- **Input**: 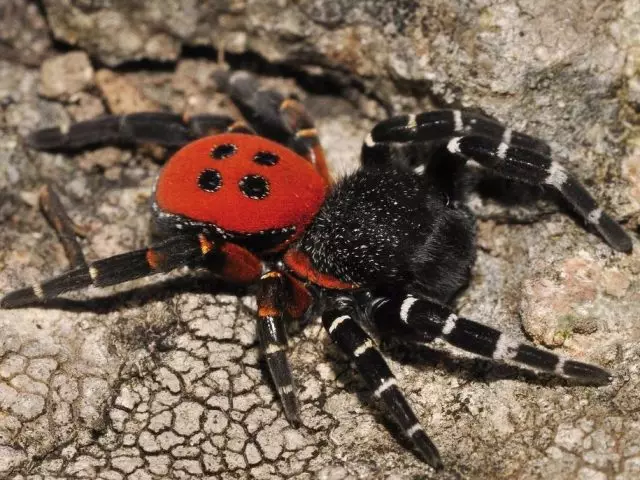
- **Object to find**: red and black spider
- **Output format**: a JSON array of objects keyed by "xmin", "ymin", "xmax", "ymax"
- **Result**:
[{"xmin": 2, "ymin": 70, "xmax": 633, "ymax": 470}]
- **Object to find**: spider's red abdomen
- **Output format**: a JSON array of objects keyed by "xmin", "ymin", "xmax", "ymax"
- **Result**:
[{"xmin": 155, "ymin": 133, "xmax": 328, "ymax": 238}]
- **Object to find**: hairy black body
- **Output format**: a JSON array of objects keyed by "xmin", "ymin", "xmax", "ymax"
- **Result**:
[{"xmin": 300, "ymin": 168, "xmax": 476, "ymax": 302}]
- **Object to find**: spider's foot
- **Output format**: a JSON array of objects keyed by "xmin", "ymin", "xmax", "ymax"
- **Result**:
[
  {"xmin": 557, "ymin": 358, "xmax": 612, "ymax": 386},
  {"xmin": 280, "ymin": 387, "xmax": 301, "ymax": 426},
  {"xmin": 27, "ymin": 125, "xmax": 70, "ymax": 150},
  {"xmin": 257, "ymin": 271, "xmax": 302, "ymax": 426},
  {"xmin": 593, "ymin": 210, "xmax": 633, "ymax": 253},
  {"xmin": 410, "ymin": 426, "xmax": 443, "ymax": 470},
  {"xmin": 263, "ymin": 345, "xmax": 301, "ymax": 425},
  {"xmin": 1, "ymin": 287, "xmax": 42, "ymax": 309},
  {"xmin": 0, "ymin": 266, "xmax": 92, "ymax": 309}
]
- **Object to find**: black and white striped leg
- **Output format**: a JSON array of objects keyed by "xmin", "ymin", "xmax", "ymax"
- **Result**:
[
  {"xmin": 370, "ymin": 110, "xmax": 552, "ymax": 153},
  {"xmin": 278, "ymin": 98, "xmax": 332, "ymax": 183},
  {"xmin": 361, "ymin": 110, "xmax": 631, "ymax": 251},
  {"xmin": 27, "ymin": 112, "xmax": 239, "ymax": 151},
  {"xmin": 218, "ymin": 72, "xmax": 314, "ymax": 148},
  {"xmin": 322, "ymin": 307, "xmax": 443, "ymax": 469},
  {"xmin": 215, "ymin": 70, "xmax": 332, "ymax": 182},
  {"xmin": 372, "ymin": 294, "xmax": 612, "ymax": 385},
  {"xmin": 361, "ymin": 109, "xmax": 551, "ymax": 170},
  {"xmin": 256, "ymin": 271, "xmax": 300, "ymax": 424},
  {"xmin": 1, "ymin": 234, "xmax": 216, "ymax": 308},
  {"xmin": 39, "ymin": 184, "xmax": 87, "ymax": 269},
  {"xmin": 218, "ymin": 71, "xmax": 292, "ymax": 146},
  {"xmin": 444, "ymin": 135, "xmax": 631, "ymax": 252}
]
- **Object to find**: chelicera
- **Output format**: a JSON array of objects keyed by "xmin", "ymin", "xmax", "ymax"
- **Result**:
[{"xmin": 2, "ymin": 70, "xmax": 633, "ymax": 470}]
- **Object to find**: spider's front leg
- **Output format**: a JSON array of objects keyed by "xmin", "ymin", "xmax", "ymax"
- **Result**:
[
  {"xmin": 256, "ymin": 271, "xmax": 301, "ymax": 423},
  {"xmin": 322, "ymin": 302, "xmax": 443, "ymax": 470},
  {"xmin": 373, "ymin": 294, "xmax": 612, "ymax": 385},
  {"xmin": 444, "ymin": 134, "xmax": 632, "ymax": 252},
  {"xmin": 362, "ymin": 110, "xmax": 632, "ymax": 252},
  {"xmin": 361, "ymin": 110, "xmax": 552, "ymax": 172},
  {"xmin": 1, "ymin": 234, "xmax": 262, "ymax": 308}
]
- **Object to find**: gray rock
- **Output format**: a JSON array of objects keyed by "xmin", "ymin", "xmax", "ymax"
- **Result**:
[
  {"xmin": 1, "ymin": 0, "xmax": 639, "ymax": 478},
  {"xmin": 38, "ymin": 52, "xmax": 94, "ymax": 100}
]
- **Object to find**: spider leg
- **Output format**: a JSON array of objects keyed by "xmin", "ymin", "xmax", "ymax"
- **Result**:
[
  {"xmin": 1, "ymin": 234, "xmax": 261, "ymax": 308},
  {"xmin": 367, "ymin": 110, "xmax": 551, "ymax": 153},
  {"xmin": 361, "ymin": 110, "xmax": 551, "ymax": 171},
  {"xmin": 371, "ymin": 294, "xmax": 612, "ymax": 385},
  {"xmin": 27, "ymin": 112, "xmax": 240, "ymax": 151},
  {"xmin": 256, "ymin": 271, "xmax": 301, "ymax": 424},
  {"xmin": 279, "ymin": 97, "xmax": 332, "ymax": 184},
  {"xmin": 322, "ymin": 305, "xmax": 443, "ymax": 469},
  {"xmin": 444, "ymin": 134, "xmax": 631, "ymax": 252},
  {"xmin": 217, "ymin": 70, "xmax": 290, "ymax": 144},
  {"xmin": 362, "ymin": 111, "xmax": 632, "ymax": 252},
  {"xmin": 39, "ymin": 184, "xmax": 88, "ymax": 269},
  {"xmin": 217, "ymin": 70, "xmax": 332, "ymax": 183}
]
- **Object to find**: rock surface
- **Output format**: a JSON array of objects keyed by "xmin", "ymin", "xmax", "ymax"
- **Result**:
[{"xmin": 1, "ymin": 0, "xmax": 639, "ymax": 479}]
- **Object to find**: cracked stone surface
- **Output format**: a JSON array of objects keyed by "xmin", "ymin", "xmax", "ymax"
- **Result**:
[{"xmin": 1, "ymin": 0, "xmax": 640, "ymax": 478}]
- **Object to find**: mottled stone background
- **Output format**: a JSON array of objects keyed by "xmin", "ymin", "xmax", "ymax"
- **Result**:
[{"xmin": 1, "ymin": 0, "xmax": 640, "ymax": 479}]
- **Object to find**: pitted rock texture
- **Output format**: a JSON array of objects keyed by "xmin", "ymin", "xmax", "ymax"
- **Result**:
[{"xmin": 1, "ymin": 1, "xmax": 640, "ymax": 479}]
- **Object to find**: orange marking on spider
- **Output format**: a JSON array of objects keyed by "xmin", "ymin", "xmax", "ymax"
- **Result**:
[
  {"xmin": 284, "ymin": 250, "xmax": 359, "ymax": 290},
  {"xmin": 261, "ymin": 271, "xmax": 282, "ymax": 279},
  {"xmin": 145, "ymin": 249, "xmax": 166, "ymax": 270},
  {"xmin": 284, "ymin": 273, "xmax": 313, "ymax": 319},
  {"xmin": 228, "ymin": 121, "xmax": 251, "ymax": 132},
  {"xmin": 219, "ymin": 243, "xmax": 261, "ymax": 284},
  {"xmin": 198, "ymin": 234, "xmax": 215, "ymax": 255},
  {"xmin": 258, "ymin": 306, "xmax": 280, "ymax": 317},
  {"xmin": 295, "ymin": 128, "xmax": 318, "ymax": 139},
  {"xmin": 279, "ymin": 98, "xmax": 299, "ymax": 112}
]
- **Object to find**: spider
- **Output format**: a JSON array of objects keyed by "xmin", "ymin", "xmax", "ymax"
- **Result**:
[{"xmin": 1, "ymin": 70, "xmax": 633, "ymax": 471}]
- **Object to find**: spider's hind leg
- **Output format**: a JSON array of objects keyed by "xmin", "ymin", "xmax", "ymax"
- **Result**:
[
  {"xmin": 1, "ymin": 233, "xmax": 263, "ymax": 309},
  {"xmin": 0, "ymin": 234, "xmax": 212, "ymax": 308},
  {"xmin": 27, "ymin": 112, "xmax": 242, "ymax": 152},
  {"xmin": 361, "ymin": 109, "xmax": 632, "ymax": 252}
]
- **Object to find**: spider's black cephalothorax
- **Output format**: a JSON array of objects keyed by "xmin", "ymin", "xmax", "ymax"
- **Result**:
[{"xmin": 2, "ymin": 70, "xmax": 633, "ymax": 471}]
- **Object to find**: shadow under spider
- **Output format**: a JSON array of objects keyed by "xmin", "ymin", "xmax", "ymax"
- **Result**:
[
  {"xmin": 384, "ymin": 338, "xmax": 606, "ymax": 387},
  {"xmin": 22, "ymin": 273, "xmax": 595, "ymax": 392}
]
